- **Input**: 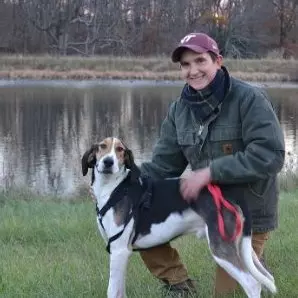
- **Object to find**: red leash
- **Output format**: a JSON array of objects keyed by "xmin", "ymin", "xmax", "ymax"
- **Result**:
[{"xmin": 207, "ymin": 184, "xmax": 242, "ymax": 242}]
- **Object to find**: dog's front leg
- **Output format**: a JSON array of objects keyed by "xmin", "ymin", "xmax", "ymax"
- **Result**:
[{"xmin": 107, "ymin": 248, "xmax": 131, "ymax": 298}]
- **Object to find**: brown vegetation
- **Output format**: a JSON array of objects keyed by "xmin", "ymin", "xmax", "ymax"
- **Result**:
[{"xmin": 0, "ymin": 55, "xmax": 297, "ymax": 82}]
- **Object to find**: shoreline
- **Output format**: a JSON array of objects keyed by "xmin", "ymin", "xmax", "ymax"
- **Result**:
[
  {"xmin": 1, "ymin": 77, "xmax": 298, "ymax": 89},
  {"xmin": 0, "ymin": 69, "xmax": 297, "ymax": 83},
  {"xmin": 0, "ymin": 55, "xmax": 297, "ymax": 82}
]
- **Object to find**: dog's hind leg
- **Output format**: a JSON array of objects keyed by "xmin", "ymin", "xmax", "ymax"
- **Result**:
[
  {"xmin": 212, "ymin": 255, "xmax": 262, "ymax": 298},
  {"xmin": 205, "ymin": 228, "xmax": 262, "ymax": 298},
  {"xmin": 252, "ymin": 250, "xmax": 275, "ymax": 282},
  {"xmin": 240, "ymin": 236, "xmax": 276, "ymax": 293},
  {"xmin": 107, "ymin": 247, "xmax": 132, "ymax": 298}
]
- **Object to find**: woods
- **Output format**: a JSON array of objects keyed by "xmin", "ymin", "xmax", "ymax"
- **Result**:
[{"xmin": 0, "ymin": 0, "xmax": 297, "ymax": 58}]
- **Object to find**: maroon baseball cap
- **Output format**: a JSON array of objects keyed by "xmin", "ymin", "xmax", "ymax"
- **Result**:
[{"xmin": 171, "ymin": 33, "xmax": 220, "ymax": 62}]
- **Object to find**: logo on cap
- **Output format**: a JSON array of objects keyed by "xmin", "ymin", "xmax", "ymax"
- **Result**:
[{"xmin": 180, "ymin": 34, "xmax": 196, "ymax": 44}]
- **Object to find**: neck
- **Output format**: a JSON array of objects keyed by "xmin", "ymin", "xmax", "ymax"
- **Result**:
[{"xmin": 93, "ymin": 168, "xmax": 130, "ymax": 209}]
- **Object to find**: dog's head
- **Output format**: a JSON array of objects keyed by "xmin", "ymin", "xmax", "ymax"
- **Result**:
[{"xmin": 82, "ymin": 137, "xmax": 138, "ymax": 177}]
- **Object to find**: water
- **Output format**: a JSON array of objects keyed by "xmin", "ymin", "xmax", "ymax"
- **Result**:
[{"xmin": 0, "ymin": 80, "xmax": 297, "ymax": 196}]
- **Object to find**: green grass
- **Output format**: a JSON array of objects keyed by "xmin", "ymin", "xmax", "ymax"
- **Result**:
[{"xmin": 0, "ymin": 191, "xmax": 297, "ymax": 297}]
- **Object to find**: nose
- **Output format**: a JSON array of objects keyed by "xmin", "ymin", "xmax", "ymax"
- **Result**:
[
  {"xmin": 103, "ymin": 157, "xmax": 114, "ymax": 168},
  {"xmin": 189, "ymin": 64, "xmax": 199, "ymax": 76}
]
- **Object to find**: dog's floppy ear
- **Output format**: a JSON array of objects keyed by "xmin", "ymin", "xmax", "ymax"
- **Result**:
[
  {"xmin": 81, "ymin": 144, "xmax": 99, "ymax": 176},
  {"xmin": 124, "ymin": 148, "xmax": 141, "ymax": 182},
  {"xmin": 124, "ymin": 148, "xmax": 135, "ymax": 170}
]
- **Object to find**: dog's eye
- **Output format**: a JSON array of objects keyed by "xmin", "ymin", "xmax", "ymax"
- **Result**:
[
  {"xmin": 115, "ymin": 146, "xmax": 124, "ymax": 153},
  {"xmin": 99, "ymin": 143, "xmax": 107, "ymax": 150}
]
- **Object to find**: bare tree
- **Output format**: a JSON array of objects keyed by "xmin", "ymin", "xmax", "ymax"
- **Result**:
[
  {"xmin": 0, "ymin": 0, "xmax": 296, "ymax": 57},
  {"xmin": 272, "ymin": 0, "xmax": 298, "ymax": 57},
  {"xmin": 19, "ymin": 0, "xmax": 85, "ymax": 55}
]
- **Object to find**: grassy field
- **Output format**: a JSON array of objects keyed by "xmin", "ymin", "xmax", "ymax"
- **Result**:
[
  {"xmin": 0, "ymin": 55, "xmax": 297, "ymax": 82},
  {"xmin": 0, "ymin": 190, "xmax": 297, "ymax": 298}
]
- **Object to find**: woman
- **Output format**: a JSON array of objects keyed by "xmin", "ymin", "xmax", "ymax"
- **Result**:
[{"xmin": 139, "ymin": 32, "xmax": 285, "ymax": 296}]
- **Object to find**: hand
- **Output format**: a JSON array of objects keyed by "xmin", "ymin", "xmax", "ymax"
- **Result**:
[{"xmin": 180, "ymin": 167, "xmax": 211, "ymax": 203}]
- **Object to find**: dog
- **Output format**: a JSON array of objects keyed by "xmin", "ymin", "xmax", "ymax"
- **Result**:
[{"xmin": 82, "ymin": 137, "xmax": 277, "ymax": 298}]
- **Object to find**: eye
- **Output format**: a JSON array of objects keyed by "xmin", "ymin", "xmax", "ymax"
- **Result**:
[
  {"xmin": 180, "ymin": 62, "xmax": 189, "ymax": 68},
  {"xmin": 99, "ymin": 143, "xmax": 107, "ymax": 150},
  {"xmin": 195, "ymin": 57, "xmax": 206, "ymax": 63},
  {"xmin": 115, "ymin": 146, "xmax": 124, "ymax": 153}
]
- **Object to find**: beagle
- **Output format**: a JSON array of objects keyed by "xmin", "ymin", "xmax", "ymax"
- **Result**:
[{"xmin": 81, "ymin": 137, "xmax": 276, "ymax": 298}]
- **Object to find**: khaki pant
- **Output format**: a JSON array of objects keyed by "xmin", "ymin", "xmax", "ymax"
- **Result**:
[{"xmin": 140, "ymin": 232, "xmax": 270, "ymax": 295}]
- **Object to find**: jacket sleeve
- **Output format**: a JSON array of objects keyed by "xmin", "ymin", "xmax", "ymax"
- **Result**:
[
  {"xmin": 210, "ymin": 90, "xmax": 285, "ymax": 183},
  {"xmin": 141, "ymin": 101, "xmax": 188, "ymax": 180}
]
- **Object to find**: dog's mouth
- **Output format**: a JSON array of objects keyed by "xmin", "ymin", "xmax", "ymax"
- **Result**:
[
  {"xmin": 101, "ymin": 168, "xmax": 113, "ymax": 174},
  {"xmin": 95, "ymin": 164, "xmax": 113, "ymax": 174}
]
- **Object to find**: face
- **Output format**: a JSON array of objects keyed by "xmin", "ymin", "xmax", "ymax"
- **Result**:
[
  {"xmin": 96, "ymin": 137, "xmax": 126, "ymax": 174},
  {"xmin": 179, "ymin": 50, "xmax": 222, "ymax": 90}
]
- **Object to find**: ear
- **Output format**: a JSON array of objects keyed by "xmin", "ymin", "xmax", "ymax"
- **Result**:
[
  {"xmin": 124, "ymin": 148, "xmax": 141, "ymax": 182},
  {"xmin": 81, "ymin": 144, "xmax": 99, "ymax": 176},
  {"xmin": 124, "ymin": 149, "xmax": 134, "ymax": 170}
]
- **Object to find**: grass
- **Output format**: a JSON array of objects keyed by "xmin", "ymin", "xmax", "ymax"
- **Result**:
[
  {"xmin": 0, "ymin": 55, "xmax": 297, "ymax": 81},
  {"xmin": 0, "ymin": 190, "xmax": 297, "ymax": 298}
]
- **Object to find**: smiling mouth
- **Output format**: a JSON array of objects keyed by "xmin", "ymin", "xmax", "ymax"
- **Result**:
[{"xmin": 191, "ymin": 75, "xmax": 204, "ymax": 80}]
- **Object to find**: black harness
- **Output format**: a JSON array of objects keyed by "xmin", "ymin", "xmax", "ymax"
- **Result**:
[{"xmin": 96, "ymin": 173, "xmax": 153, "ymax": 254}]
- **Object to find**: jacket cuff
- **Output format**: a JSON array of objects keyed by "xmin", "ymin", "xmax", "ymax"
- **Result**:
[{"xmin": 210, "ymin": 160, "xmax": 223, "ymax": 182}]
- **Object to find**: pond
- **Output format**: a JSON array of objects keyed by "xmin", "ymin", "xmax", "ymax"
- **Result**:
[{"xmin": 0, "ymin": 80, "xmax": 297, "ymax": 196}]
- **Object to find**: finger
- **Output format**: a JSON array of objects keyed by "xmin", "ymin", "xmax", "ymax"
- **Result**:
[
  {"xmin": 181, "ymin": 188, "xmax": 194, "ymax": 203},
  {"xmin": 180, "ymin": 182, "xmax": 190, "ymax": 201}
]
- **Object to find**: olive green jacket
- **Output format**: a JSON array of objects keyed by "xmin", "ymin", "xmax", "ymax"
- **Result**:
[{"xmin": 141, "ymin": 69, "xmax": 285, "ymax": 232}]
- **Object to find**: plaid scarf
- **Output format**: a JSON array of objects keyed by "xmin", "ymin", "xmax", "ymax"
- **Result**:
[{"xmin": 181, "ymin": 67, "xmax": 228, "ymax": 123}]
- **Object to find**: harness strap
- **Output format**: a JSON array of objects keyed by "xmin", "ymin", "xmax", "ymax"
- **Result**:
[
  {"xmin": 96, "ymin": 173, "xmax": 149, "ymax": 254},
  {"xmin": 96, "ymin": 202, "xmax": 134, "ymax": 254},
  {"xmin": 207, "ymin": 184, "xmax": 242, "ymax": 242},
  {"xmin": 96, "ymin": 204, "xmax": 106, "ymax": 232},
  {"xmin": 95, "ymin": 173, "xmax": 154, "ymax": 254},
  {"xmin": 106, "ymin": 212, "xmax": 133, "ymax": 254}
]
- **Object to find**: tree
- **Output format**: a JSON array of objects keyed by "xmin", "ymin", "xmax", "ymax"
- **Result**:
[
  {"xmin": 19, "ymin": 0, "xmax": 85, "ymax": 55},
  {"xmin": 272, "ymin": 0, "xmax": 298, "ymax": 57}
]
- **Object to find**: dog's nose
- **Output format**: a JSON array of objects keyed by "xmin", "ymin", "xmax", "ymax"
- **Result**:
[{"xmin": 103, "ymin": 157, "xmax": 114, "ymax": 168}]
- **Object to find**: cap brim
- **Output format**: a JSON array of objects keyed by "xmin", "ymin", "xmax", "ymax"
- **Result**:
[{"xmin": 171, "ymin": 45, "xmax": 207, "ymax": 62}]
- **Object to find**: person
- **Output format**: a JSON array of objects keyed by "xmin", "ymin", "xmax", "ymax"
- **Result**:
[{"xmin": 139, "ymin": 32, "xmax": 285, "ymax": 297}]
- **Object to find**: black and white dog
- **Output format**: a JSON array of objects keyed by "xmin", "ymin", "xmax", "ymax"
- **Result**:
[{"xmin": 82, "ymin": 137, "xmax": 277, "ymax": 298}]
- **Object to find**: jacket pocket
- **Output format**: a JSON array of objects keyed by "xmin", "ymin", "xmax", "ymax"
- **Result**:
[
  {"xmin": 177, "ymin": 131, "xmax": 196, "ymax": 146},
  {"xmin": 248, "ymin": 178, "xmax": 273, "ymax": 198},
  {"xmin": 209, "ymin": 125, "xmax": 243, "ymax": 158},
  {"xmin": 177, "ymin": 131, "xmax": 198, "ymax": 165}
]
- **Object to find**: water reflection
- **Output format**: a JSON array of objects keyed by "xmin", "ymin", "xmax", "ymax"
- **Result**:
[{"xmin": 0, "ymin": 82, "xmax": 297, "ymax": 196}]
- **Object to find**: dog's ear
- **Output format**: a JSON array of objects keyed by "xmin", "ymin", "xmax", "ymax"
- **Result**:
[
  {"xmin": 124, "ymin": 148, "xmax": 134, "ymax": 170},
  {"xmin": 81, "ymin": 144, "xmax": 99, "ymax": 176},
  {"xmin": 124, "ymin": 148, "xmax": 141, "ymax": 182}
]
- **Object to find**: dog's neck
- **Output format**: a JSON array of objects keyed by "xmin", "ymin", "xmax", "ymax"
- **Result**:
[{"xmin": 93, "ymin": 167, "xmax": 130, "ymax": 209}]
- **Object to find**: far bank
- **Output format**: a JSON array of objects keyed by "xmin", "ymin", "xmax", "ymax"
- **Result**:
[{"xmin": 0, "ymin": 55, "xmax": 297, "ymax": 82}]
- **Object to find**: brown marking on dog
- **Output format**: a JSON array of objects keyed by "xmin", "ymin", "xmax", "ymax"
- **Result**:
[
  {"xmin": 96, "ymin": 137, "xmax": 126, "ymax": 165},
  {"xmin": 113, "ymin": 138, "xmax": 126, "ymax": 165},
  {"xmin": 113, "ymin": 195, "xmax": 131, "ymax": 226}
]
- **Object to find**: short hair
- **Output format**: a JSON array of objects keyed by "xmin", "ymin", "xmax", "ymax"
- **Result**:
[{"xmin": 208, "ymin": 51, "xmax": 219, "ymax": 62}]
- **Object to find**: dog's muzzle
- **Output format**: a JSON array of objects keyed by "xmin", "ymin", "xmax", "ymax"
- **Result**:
[
  {"xmin": 103, "ymin": 157, "xmax": 114, "ymax": 168},
  {"xmin": 97, "ymin": 157, "xmax": 114, "ymax": 174}
]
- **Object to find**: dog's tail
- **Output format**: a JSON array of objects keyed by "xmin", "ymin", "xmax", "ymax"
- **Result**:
[{"xmin": 241, "ymin": 236, "xmax": 277, "ymax": 294}]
